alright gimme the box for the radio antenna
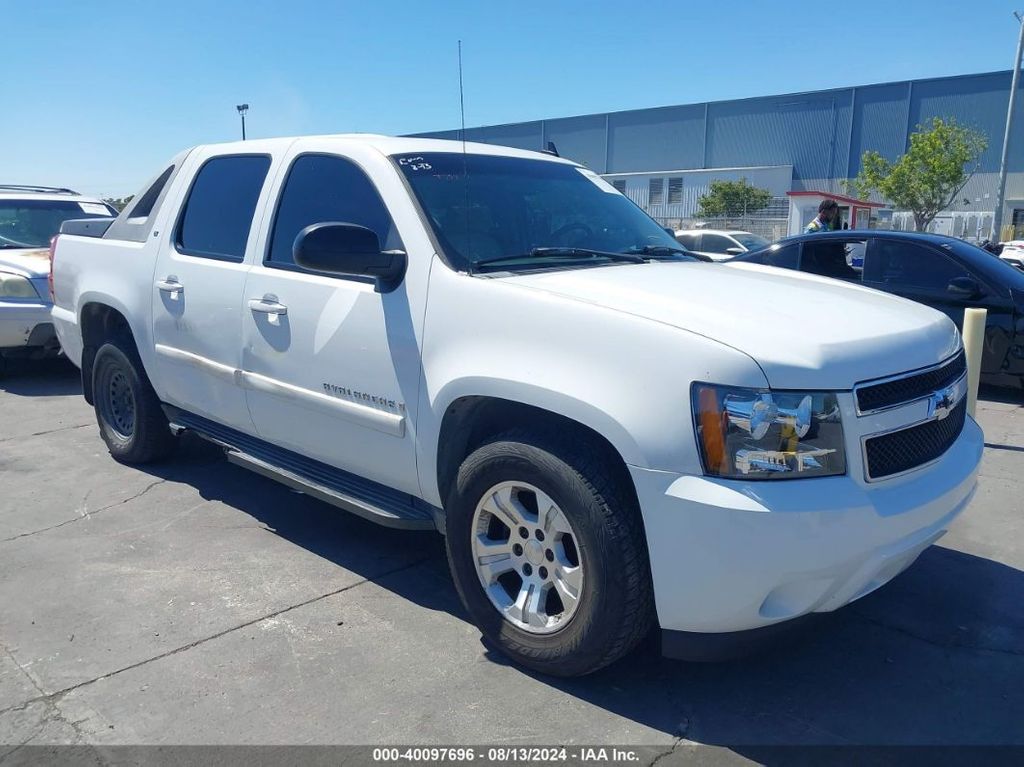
[458,40,472,268]
[458,40,467,144]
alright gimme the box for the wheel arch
[433,393,643,516]
[78,299,145,405]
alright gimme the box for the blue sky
[4,0,1022,198]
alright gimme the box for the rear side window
[127,165,175,221]
[177,155,270,261]
[864,240,969,290]
[267,154,401,268]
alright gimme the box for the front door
[240,149,422,495]
[862,238,1013,375]
[151,151,272,431]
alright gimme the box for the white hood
[508,261,960,390]
[0,248,50,279]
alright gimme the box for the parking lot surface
[1,360,1022,759]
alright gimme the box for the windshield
[732,233,770,250]
[394,152,686,271]
[0,199,115,249]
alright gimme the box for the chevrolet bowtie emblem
[926,374,967,421]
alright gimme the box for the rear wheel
[445,430,654,676]
[92,339,175,464]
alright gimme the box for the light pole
[992,12,1024,241]
[236,103,249,141]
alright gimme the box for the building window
[668,177,683,205]
[648,178,664,206]
[611,179,627,194]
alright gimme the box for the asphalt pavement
[1,359,1022,762]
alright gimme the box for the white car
[0,186,116,372]
[999,240,1024,271]
[673,228,771,261]
[50,136,982,675]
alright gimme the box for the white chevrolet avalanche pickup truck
[50,135,983,676]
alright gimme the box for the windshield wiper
[623,245,691,259]
[472,247,645,272]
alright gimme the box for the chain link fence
[650,196,790,241]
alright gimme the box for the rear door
[151,150,274,430]
[862,238,1013,374]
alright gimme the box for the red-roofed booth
[787,191,884,236]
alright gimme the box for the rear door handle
[248,296,288,316]
[155,276,183,294]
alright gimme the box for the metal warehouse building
[414,70,1024,241]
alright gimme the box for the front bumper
[0,300,58,353]
[631,415,983,640]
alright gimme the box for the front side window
[268,154,401,267]
[700,234,737,254]
[675,232,698,249]
[0,199,116,249]
[176,155,270,261]
[864,240,969,291]
[394,153,685,272]
[801,239,866,281]
[732,233,770,251]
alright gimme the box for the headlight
[0,273,38,299]
[692,383,846,479]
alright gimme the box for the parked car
[733,230,1024,389]
[999,240,1024,272]
[51,136,981,676]
[673,229,770,261]
[0,185,116,373]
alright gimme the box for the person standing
[805,200,840,233]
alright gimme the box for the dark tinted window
[268,154,401,267]
[177,155,270,261]
[701,234,736,254]
[127,165,175,220]
[394,153,681,270]
[864,239,970,290]
[0,199,116,248]
[742,242,799,269]
[801,239,866,281]
[675,232,698,249]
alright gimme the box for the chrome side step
[164,406,438,532]
[225,450,434,530]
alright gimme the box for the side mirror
[725,247,744,256]
[293,222,406,290]
[663,227,677,239]
[947,276,983,299]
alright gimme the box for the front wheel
[445,431,654,676]
[92,339,175,464]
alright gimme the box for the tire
[92,338,175,464]
[445,429,654,677]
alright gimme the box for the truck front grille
[856,351,966,414]
[863,399,967,480]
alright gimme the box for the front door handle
[248,296,288,316]
[156,276,183,294]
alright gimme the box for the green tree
[697,178,772,218]
[102,195,134,212]
[847,117,987,232]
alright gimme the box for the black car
[734,230,1024,389]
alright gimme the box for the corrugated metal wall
[412,70,1024,190]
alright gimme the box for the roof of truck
[190,133,577,163]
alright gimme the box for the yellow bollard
[963,308,987,418]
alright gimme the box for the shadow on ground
[133,435,1024,748]
[0,358,81,397]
